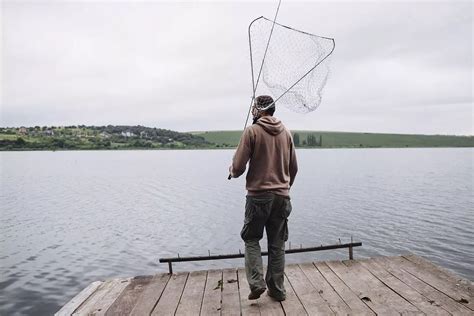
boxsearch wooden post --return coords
[168,262,173,274]
[349,246,353,260]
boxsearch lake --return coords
[0,148,473,315]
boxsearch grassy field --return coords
[193,130,474,148]
[191,131,243,147]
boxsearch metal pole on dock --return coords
[160,241,362,274]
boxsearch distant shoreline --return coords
[1,126,473,151]
[2,146,473,153]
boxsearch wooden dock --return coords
[56,254,473,315]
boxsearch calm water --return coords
[0,148,473,315]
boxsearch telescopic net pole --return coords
[243,0,281,131]
[228,0,282,180]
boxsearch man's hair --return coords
[255,95,276,116]
[265,106,276,116]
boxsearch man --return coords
[229,95,298,301]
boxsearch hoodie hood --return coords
[256,116,284,136]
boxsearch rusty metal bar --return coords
[160,242,362,273]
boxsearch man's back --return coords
[230,116,297,196]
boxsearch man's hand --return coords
[228,166,233,180]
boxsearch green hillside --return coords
[193,130,474,148]
[191,131,243,148]
[0,125,211,150]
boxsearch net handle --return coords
[253,0,281,98]
[229,0,282,181]
[241,16,262,134]
[243,0,282,131]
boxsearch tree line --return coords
[293,132,322,147]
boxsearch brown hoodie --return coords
[230,116,298,196]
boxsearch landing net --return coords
[249,17,335,113]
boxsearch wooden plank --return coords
[175,270,207,315]
[105,275,153,316]
[391,256,473,310]
[359,258,450,315]
[299,262,351,315]
[91,278,132,315]
[327,260,412,315]
[257,268,284,316]
[151,272,188,316]
[129,273,170,316]
[200,269,222,316]
[314,261,375,315]
[285,264,334,315]
[404,254,474,291]
[73,279,117,315]
[402,254,474,310]
[73,278,129,315]
[280,273,308,315]
[258,289,285,316]
[237,268,261,316]
[342,259,424,315]
[55,281,103,316]
[221,268,241,316]
[375,256,473,315]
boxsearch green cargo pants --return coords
[240,193,292,300]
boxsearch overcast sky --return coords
[1,0,472,135]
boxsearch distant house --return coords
[100,132,111,138]
[140,131,148,138]
[18,127,28,135]
[121,131,135,137]
[43,129,54,136]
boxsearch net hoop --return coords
[248,16,335,113]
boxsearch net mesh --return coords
[249,17,335,113]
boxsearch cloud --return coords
[1,1,472,134]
